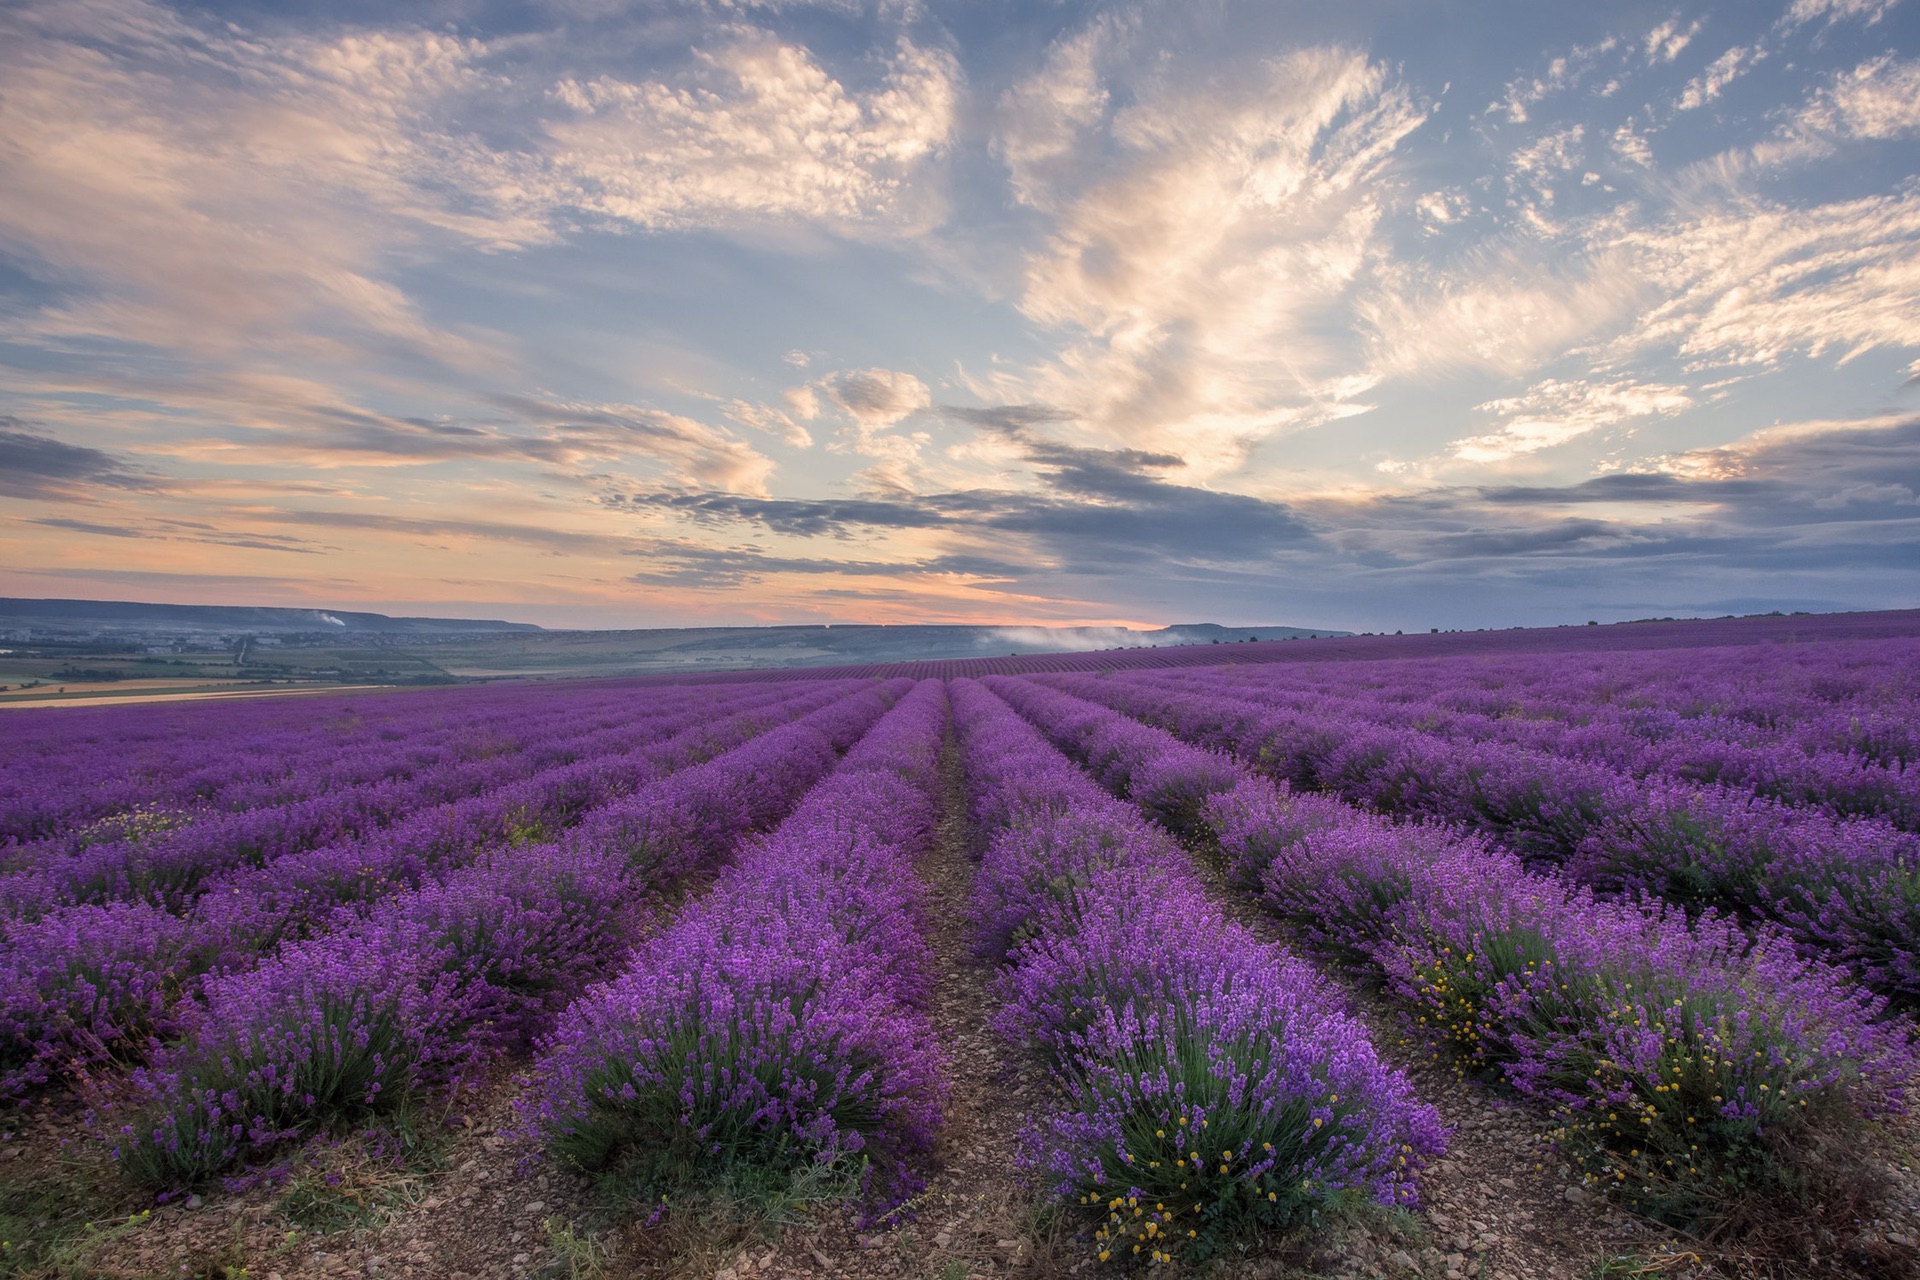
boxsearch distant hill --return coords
[0,599,1349,684]
[0,598,543,635]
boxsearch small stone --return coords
[1388,1250,1416,1271]
[1891,1233,1917,1248]
[809,1249,832,1269]
[1563,1186,1589,1205]
[934,1231,952,1248]
[523,1200,545,1214]
[185,1194,203,1209]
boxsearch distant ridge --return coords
[0,598,543,634]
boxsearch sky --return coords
[2,0,1918,633]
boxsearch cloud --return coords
[257,508,638,555]
[994,12,1128,209]
[0,3,537,374]
[607,490,950,537]
[1608,191,1920,375]
[821,368,931,428]
[723,398,814,448]
[544,32,958,235]
[983,33,1429,473]
[1644,18,1703,65]
[1451,378,1695,463]
[799,367,935,492]
[1801,55,1920,140]
[1361,248,1652,381]
[29,517,145,539]
[7,566,361,593]
[607,412,1920,622]
[1779,0,1899,29]
[26,515,331,554]
[490,395,776,493]
[624,539,1017,589]
[1677,45,1767,110]
[1483,36,1620,124]
[1508,125,1586,184]
[607,418,1316,584]
[0,422,162,500]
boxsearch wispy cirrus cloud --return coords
[979,33,1430,474]
[1609,190,1920,376]
[1451,378,1696,464]
[544,33,959,236]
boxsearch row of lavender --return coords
[1043,668,1920,1005]
[952,679,1441,1263]
[110,679,910,1186]
[1144,639,1920,828]
[0,678,685,844]
[0,679,883,1100]
[527,678,951,1205]
[984,675,1915,1231]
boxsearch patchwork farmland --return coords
[4,612,1920,1279]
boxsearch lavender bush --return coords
[0,902,205,1098]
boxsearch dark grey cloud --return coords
[32,516,145,538]
[940,404,1079,434]
[262,509,633,554]
[607,416,1314,574]
[607,492,949,537]
[31,514,331,554]
[1479,473,1774,505]
[13,567,360,590]
[599,411,1920,626]
[625,541,1027,589]
[0,421,162,501]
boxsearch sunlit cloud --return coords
[1452,378,1696,464]
[982,32,1428,475]
[543,33,959,235]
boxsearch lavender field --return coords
[4,615,1920,1279]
